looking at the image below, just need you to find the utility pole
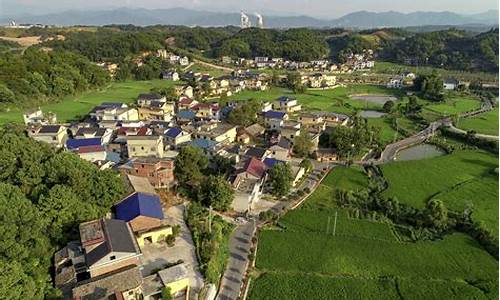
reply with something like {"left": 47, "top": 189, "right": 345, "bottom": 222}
{"left": 326, "top": 216, "right": 331, "bottom": 235}
{"left": 332, "top": 211, "right": 338, "bottom": 236}
{"left": 208, "top": 206, "right": 212, "bottom": 234}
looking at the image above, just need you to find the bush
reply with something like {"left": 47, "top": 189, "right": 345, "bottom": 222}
{"left": 166, "top": 234, "right": 176, "bottom": 247}
{"left": 161, "top": 287, "right": 173, "bottom": 300}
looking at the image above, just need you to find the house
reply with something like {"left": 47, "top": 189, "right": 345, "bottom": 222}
{"left": 175, "top": 86, "right": 194, "bottom": 98}
{"left": 314, "top": 148, "right": 338, "bottom": 162}
{"left": 290, "top": 165, "right": 306, "bottom": 187}
{"left": 245, "top": 147, "right": 269, "bottom": 160}
{"left": 94, "top": 106, "right": 139, "bottom": 122}
{"left": 279, "top": 121, "right": 301, "bottom": 140}
{"left": 192, "top": 123, "right": 237, "bottom": 144}
{"left": 66, "top": 137, "right": 102, "bottom": 150}
{"left": 387, "top": 78, "right": 403, "bottom": 89}
{"left": 268, "top": 137, "right": 292, "bottom": 161}
{"left": 263, "top": 157, "right": 285, "bottom": 169}
{"left": 193, "top": 102, "right": 220, "bottom": 120}
{"left": 75, "top": 145, "right": 107, "bottom": 163}
{"left": 237, "top": 157, "right": 267, "bottom": 181}
{"left": 273, "top": 96, "right": 302, "bottom": 113}
{"left": 298, "top": 113, "right": 326, "bottom": 131}
{"left": 74, "top": 127, "right": 113, "bottom": 144}
{"left": 115, "top": 192, "right": 164, "bottom": 232}
{"left": 119, "top": 157, "right": 175, "bottom": 188}
{"left": 138, "top": 101, "right": 175, "bottom": 122}
{"left": 158, "top": 264, "right": 190, "bottom": 296}
{"left": 79, "top": 218, "right": 141, "bottom": 277}
{"left": 137, "top": 94, "right": 166, "bottom": 106}
{"left": 89, "top": 102, "right": 128, "bottom": 120}
{"left": 127, "top": 135, "right": 165, "bottom": 158}
{"left": 28, "top": 125, "right": 68, "bottom": 148}
{"left": 164, "top": 127, "right": 191, "bottom": 148}
{"left": 161, "top": 70, "right": 179, "bottom": 81}
{"left": 23, "top": 109, "right": 56, "bottom": 125}
{"left": 243, "top": 123, "right": 265, "bottom": 139}
{"left": 310, "top": 112, "right": 349, "bottom": 126}
{"left": 189, "top": 138, "right": 219, "bottom": 156}
{"left": 443, "top": 78, "right": 459, "bottom": 90}
{"left": 176, "top": 110, "right": 196, "bottom": 125}
{"left": 179, "top": 56, "right": 189, "bottom": 66}
{"left": 71, "top": 265, "right": 143, "bottom": 300}
{"left": 263, "top": 111, "right": 288, "bottom": 130}
{"left": 178, "top": 96, "right": 199, "bottom": 110}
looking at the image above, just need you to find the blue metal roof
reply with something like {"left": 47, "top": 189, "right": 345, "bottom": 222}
{"left": 263, "top": 157, "right": 285, "bottom": 168}
{"left": 263, "top": 111, "right": 286, "bottom": 119}
{"left": 177, "top": 110, "right": 196, "bottom": 119}
{"left": 115, "top": 192, "right": 164, "bottom": 222}
{"left": 66, "top": 138, "right": 102, "bottom": 150}
{"left": 165, "top": 127, "right": 182, "bottom": 138}
{"left": 190, "top": 138, "right": 217, "bottom": 150}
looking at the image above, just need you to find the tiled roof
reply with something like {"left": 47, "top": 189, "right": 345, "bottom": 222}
{"left": 115, "top": 192, "right": 164, "bottom": 222}
{"left": 77, "top": 145, "right": 105, "bottom": 154}
{"left": 245, "top": 147, "right": 267, "bottom": 159}
{"left": 177, "top": 110, "right": 196, "bottom": 120}
{"left": 263, "top": 110, "right": 286, "bottom": 120}
{"left": 243, "top": 157, "right": 266, "bottom": 179}
{"left": 138, "top": 93, "right": 162, "bottom": 100}
{"left": 66, "top": 138, "right": 102, "bottom": 150}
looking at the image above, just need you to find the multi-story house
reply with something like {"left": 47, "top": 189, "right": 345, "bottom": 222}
{"left": 126, "top": 135, "right": 165, "bottom": 158}
{"left": 273, "top": 96, "right": 302, "bottom": 113}
{"left": 119, "top": 157, "right": 175, "bottom": 188}
{"left": 27, "top": 124, "right": 68, "bottom": 148}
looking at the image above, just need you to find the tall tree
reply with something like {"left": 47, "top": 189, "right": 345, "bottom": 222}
{"left": 174, "top": 146, "right": 209, "bottom": 186}
{"left": 268, "top": 163, "right": 293, "bottom": 197}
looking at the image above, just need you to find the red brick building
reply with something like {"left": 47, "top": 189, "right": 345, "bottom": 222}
{"left": 119, "top": 157, "right": 175, "bottom": 188}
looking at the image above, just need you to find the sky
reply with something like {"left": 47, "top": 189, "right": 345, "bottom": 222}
{"left": 1, "top": 0, "right": 498, "bottom": 17}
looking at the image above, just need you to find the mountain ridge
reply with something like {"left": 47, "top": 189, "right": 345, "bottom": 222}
{"left": 1, "top": 7, "right": 498, "bottom": 28}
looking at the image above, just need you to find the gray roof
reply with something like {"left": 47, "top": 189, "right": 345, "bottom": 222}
{"left": 158, "top": 264, "right": 189, "bottom": 285}
{"left": 38, "top": 125, "right": 62, "bottom": 134}
{"left": 85, "top": 219, "right": 138, "bottom": 267}
{"left": 72, "top": 265, "right": 142, "bottom": 299}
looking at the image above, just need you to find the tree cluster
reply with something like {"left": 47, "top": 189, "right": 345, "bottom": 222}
{"left": 0, "top": 48, "right": 109, "bottom": 105}
{"left": 0, "top": 125, "right": 126, "bottom": 299}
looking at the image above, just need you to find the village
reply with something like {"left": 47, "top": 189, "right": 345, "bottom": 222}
{"left": 24, "top": 57, "right": 357, "bottom": 299}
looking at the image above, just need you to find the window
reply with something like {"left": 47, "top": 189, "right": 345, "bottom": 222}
{"left": 141, "top": 146, "right": 144, "bottom": 150}
{"left": 141, "top": 164, "right": 144, "bottom": 168}
{"left": 109, "top": 255, "right": 116, "bottom": 260}
{"left": 128, "top": 291, "right": 134, "bottom": 296}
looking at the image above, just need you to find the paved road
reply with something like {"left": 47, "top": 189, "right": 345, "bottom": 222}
{"left": 216, "top": 220, "right": 256, "bottom": 300}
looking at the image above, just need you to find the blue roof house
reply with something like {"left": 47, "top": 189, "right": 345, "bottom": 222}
{"left": 114, "top": 192, "right": 164, "bottom": 232}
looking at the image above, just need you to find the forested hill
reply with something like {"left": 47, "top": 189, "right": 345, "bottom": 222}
{"left": 379, "top": 29, "right": 499, "bottom": 72}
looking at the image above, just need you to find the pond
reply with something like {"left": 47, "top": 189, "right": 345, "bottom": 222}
{"left": 395, "top": 144, "right": 446, "bottom": 161}
{"left": 351, "top": 94, "right": 398, "bottom": 105}
{"left": 360, "top": 110, "right": 386, "bottom": 118}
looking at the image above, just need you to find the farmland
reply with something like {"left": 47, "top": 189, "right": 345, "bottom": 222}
{"left": 250, "top": 157, "right": 498, "bottom": 300}
{"left": 381, "top": 150, "right": 498, "bottom": 234}
{"left": 458, "top": 107, "right": 499, "bottom": 136}
{"left": 0, "top": 79, "right": 178, "bottom": 124}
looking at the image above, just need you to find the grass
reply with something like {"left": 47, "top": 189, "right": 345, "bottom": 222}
{"left": 304, "top": 166, "right": 369, "bottom": 209}
{"left": 0, "top": 80, "right": 179, "bottom": 124}
{"left": 424, "top": 96, "right": 482, "bottom": 116}
{"left": 458, "top": 108, "right": 499, "bottom": 136}
{"left": 250, "top": 161, "right": 498, "bottom": 300}
{"left": 366, "top": 117, "right": 400, "bottom": 145}
{"left": 229, "top": 84, "right": 400, "bottom": 114}
{"left": 381, "top": 150, "right": 498, "bottom": 235}
{"left": 252, "top": 207, "right": 497, "bottom": 300}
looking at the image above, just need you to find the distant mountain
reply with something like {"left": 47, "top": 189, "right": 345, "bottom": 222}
{"left": 1, "top": 7, "right": 497, "bottom": 28}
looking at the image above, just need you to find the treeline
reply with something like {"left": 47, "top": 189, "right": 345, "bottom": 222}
{"left": 0, "top": 126, "right": 126, "bottom": 299}
{"left": 209, "top": 27, "right": 329, "bottom": 61}
{"left": 44, "top": 28, "right": 165, "bottom": 62}
{"left": 380, "top": 29, "right": 499, "bottom": 72}
{"left": 0, "top": 47, "right": 109, "bottom": 105}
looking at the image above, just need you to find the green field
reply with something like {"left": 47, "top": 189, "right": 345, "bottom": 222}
{"left": 458, "top": 108, "right": 499, "bottom": 136}
{"left": 0, "top": 80, "right": 178, "bottom": 124}
{"left": 250, "top": 163, "right": 498, "bottom": 300}
{"left": 230, "top": 84, "right": 400, "bottom": 114}
{"left": 382, "top": 150, "right": 499, "bottom": 235}
{"left": 366, "top": 117, "right": 400, "bottom": 145}
{"left": 424, "top": 97, "right": 482, "bottom": 116}
{"left": 251, "top": 208, "right": 497, "bottom": 300}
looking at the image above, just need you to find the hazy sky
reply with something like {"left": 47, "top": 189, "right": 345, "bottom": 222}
{"left": 1, "top": 0, "right": 498, "bottom": 17}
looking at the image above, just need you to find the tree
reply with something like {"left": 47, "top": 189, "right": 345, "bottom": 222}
{"left": 299, "top": 159, "right": 313, "bottom": 173}
{"left": 414, "top": 72, "right": 444, "bottom": 101}
{"left": 209, "top": 155, "right": 235, "bottom": 177}
{"left": 174, "top": 146, "right": 209, "bottom": 186}
{"left": 424, "top": 199, "right": 449, "bottom": 230}
{"left": 268, "top": 163, "right": 293, "bottom": 197}
{"left": 0, "top": 84, "right": 15, "bottom": 103}
{"left": 293, "top": 128, "right": 313, "bottom": 157}
{"left": 161, "top": 287, "right": 173, "bottom": 300}
{"left": 383, "top": 100, "right": 395, "bottom": 113}
{"left": 197, "top": 175, "right": 234, "bottom": 211}
{"left": 227, "top": 99, "right": 261, "bottom": 126}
